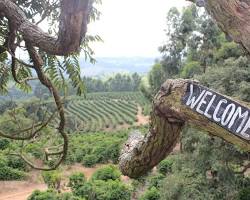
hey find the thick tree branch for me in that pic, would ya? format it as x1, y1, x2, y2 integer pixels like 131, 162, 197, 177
119, 79, 250, 178
189, 0, 250, 54
0, 0, 92, 55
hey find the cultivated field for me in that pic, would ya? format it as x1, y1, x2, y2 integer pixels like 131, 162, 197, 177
62, 92, 150, 132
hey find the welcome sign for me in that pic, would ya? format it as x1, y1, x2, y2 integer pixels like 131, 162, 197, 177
182, 83, 250, 141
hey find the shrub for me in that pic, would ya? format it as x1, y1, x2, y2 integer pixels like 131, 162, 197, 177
25, 143, 44, 159
180, 61, 202, 78
157, 159, 173, 175
91, 180, 131, 200
69, 172, 86, 191
0, 166, 26, 180
148, 174, 165, 189
0, 155, 26, 180
28, 190, 58, 200
60, 192, 84, 200
0, 155, 8, 167
7, 156, 27, 171
82, 155, 98, 167
238, 187, 250, 200
91, 165, 121, 181
42, 170, 62, 190
73, 182, 93, 199
139, 187, 160, 200
0, 138, 9, 150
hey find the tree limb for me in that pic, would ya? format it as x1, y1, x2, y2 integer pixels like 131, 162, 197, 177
0, 109, 56, 140
24, 41, 68, 170
189, 0, 250, 54
0, 0, 92, 55
119, 79, 250, 178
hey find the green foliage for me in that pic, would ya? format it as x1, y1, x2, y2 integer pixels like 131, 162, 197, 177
148, 63, 166, 95
180, 61, 202, 78
139, 187, 160, 200
157, 159, 173, 175
43, 55, 85, 96
25, 142, 44, 159
196, 56, 250, 101
215, 42, 243, 62
0, 166, 26, 180
84, 73, 142, 93
28, 190, 59, 200
148, 174, 165, 189
7, 156, 27, 171
0, 138, 9, 150
69, 172, 86, 191
157, 127, 249, 200
61, 193, 84, 200
238, 187, 250, 200
159, 168, 208, 200
66, 131, 127, 166
69, 167, 131, 200
73, 182, 93, 199
90, 180, 131, 200
0, 64, 11, 94
28, 190, 84, 200
140, 76, 152, 101
0, 153, 27, 181
0, 101, 17, 114
42, 170, 62, 190
82, 155, 98, 167
91, 165, 121, 181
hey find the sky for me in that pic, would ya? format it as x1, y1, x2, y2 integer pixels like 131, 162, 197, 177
87, 0, 190, 58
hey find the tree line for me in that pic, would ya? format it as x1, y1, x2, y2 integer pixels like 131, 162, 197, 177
83, 73, 141, 93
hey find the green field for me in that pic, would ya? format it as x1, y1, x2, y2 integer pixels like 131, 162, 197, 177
62, 92, 150, 132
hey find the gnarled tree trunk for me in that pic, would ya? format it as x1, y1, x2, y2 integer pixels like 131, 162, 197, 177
119, 79, 250, 178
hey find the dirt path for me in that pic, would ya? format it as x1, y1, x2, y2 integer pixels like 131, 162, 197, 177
63, 163, 105, 180
136, 106, 149, 126
0, 164, 107, 200
0, 182, 46, 200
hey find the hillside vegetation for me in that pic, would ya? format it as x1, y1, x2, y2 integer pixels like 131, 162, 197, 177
0, 1, 250, 200
63, 92, 150, 133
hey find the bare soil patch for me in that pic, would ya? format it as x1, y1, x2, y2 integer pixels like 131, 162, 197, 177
136, 106, 149, 126
0, 164, 128, 200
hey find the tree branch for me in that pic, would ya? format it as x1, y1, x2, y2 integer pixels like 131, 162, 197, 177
188, 0, 250, 54
0, 0, 92, 55
119, 79, 250, 178
24, 41, 68, 170
0, 110, 56, 140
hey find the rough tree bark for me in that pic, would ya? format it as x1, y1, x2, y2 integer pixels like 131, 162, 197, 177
119, 79, 250, 178
190, 0, 250, 53
0, 0, 93, 169
0, 0, 91, 55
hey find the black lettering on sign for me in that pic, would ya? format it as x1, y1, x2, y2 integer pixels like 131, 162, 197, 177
182, 83, 250, 141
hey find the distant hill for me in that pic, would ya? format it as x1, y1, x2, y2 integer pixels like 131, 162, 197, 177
80, 57, 156, 77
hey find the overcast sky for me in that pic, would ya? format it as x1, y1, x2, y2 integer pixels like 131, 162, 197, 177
87, 0, 190, 58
